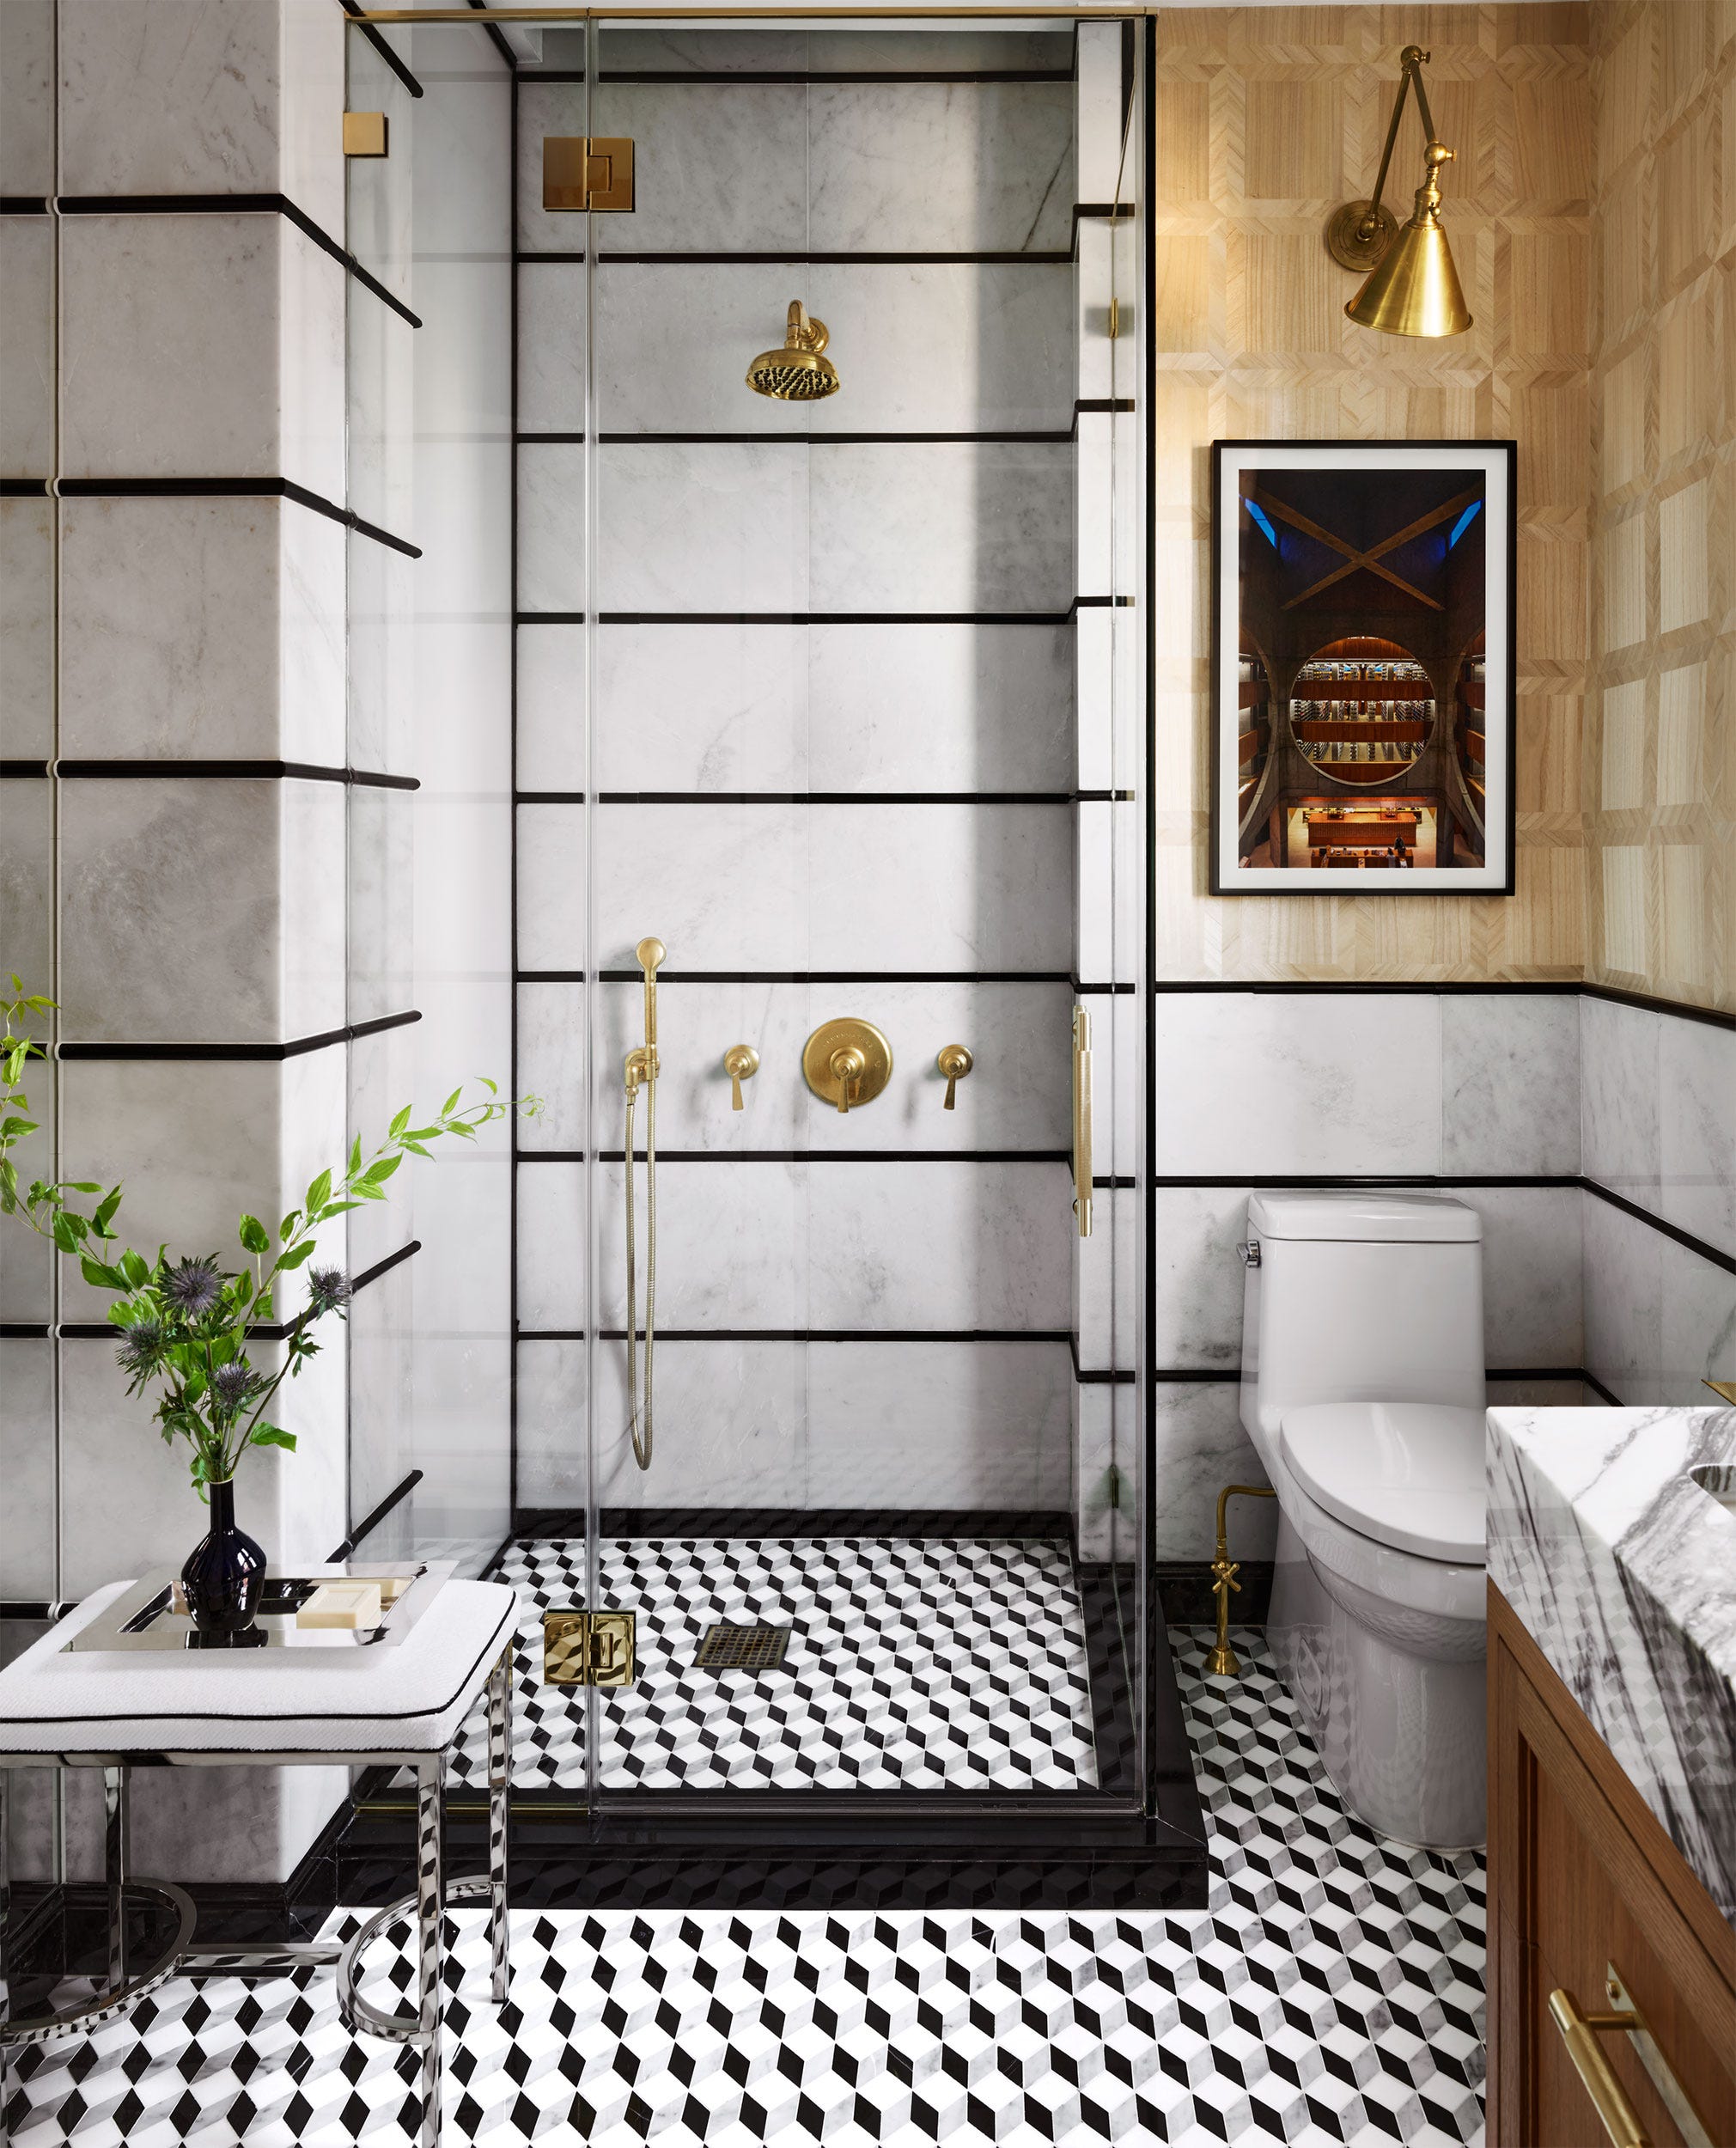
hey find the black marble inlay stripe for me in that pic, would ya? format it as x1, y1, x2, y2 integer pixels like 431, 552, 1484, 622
537, 69, 1074, 84
50, 1239, 419, 1342
1074, 979, 1136, 995
56, 478, 419, 558
0, 479, 49, 496
1150, 1364, 1605, 1385
594, 790, 1076, 805
1070, 1335, 1135, 1386
54, 760, 417, 789
55, 194, 421, 329
576, 1149, 1070, 1165
338, 0, 424, 99
521, 250, 1075, 267
1153, 979, 1586, 995
1582, 1177, 1736, 1277
1582, 981, 1736, 1033
57, 1008, 420, 1063
1, 197, 47, 216
535, 1328, 1072, 1346
514, 1504, 1075, 1541
1076, 399, 1136, 415
572, 968, 1077, 986
1584, 1369, 1624, 1407
524, 611, 1075, 627
585, 430, 1074, 446
0, 761, 48, 778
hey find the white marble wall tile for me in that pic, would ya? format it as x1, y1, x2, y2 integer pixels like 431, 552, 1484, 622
0, 1071, 53, 1321
1473, 1185, 1584, 1368
587, 1157, 1069, 1333
0, 1, 53, 195
592, 802, 1071, 973
56, 1051, 349, 1323
341, 32, 417, 306
807, 442, 1073, 615
597, 443, 808, 615
1153, 992, 1443, 1176
397, 24, 511, 262
62, 216, 345, 502
347, 542, 417, 778
0, 1339, 53, 1597
594, 1339, 807, 1510
0, 217, 52, 477
344, 1260, 415, 1556
1150, 1186, 1250, 1371
1075, 605, 1113, 793
516, 624, 586, 794
1581, 1190, 1664, 1408
1581, 994, 1662, 1205
511, 1336, 588, 1509
58, 778, 351, 1044
1659, 1016, 1736, 1262
59, 497, 345, 764
589, 261, 1073, 435
1075, 410, 1112, 601
0, 497, 53, 760
515, 982, 585, 1153
1149, 1379, 1276, 1564
582, 621, 1073, 794
516, 442, 588, 616
1074, 1186, 1136, 1370
1073, 1382, 1112, 1562
0, 778, 52, 993
515, 1158, 586, 1333
518, 262, 586, 435
346, 1017, 421, 1278
1074, 21, 1124, 204
1658, 1226, 1736, 1409
348, 784, 415, 1028
806, 1339, 1070, 1509
581, 977, 1071, 1153
516, 802, 586, 973
1440, 992, 1581, 1175
519, 80, 807, 255
805, 82, 1073, 253
58, 0, 345, 235
347, 290, 417, 546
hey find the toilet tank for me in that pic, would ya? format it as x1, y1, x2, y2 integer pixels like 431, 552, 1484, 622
1239, 1191, 1485, 1474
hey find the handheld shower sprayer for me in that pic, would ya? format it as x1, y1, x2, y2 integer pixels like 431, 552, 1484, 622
624, 935, 665, 1472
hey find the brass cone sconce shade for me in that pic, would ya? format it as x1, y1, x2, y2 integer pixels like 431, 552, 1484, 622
746, 299, 840, 401
1329, 46, 1471, 339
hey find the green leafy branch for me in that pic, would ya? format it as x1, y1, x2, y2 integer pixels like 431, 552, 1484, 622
0, 976, 122, 1260
83, 1080, 539, 1492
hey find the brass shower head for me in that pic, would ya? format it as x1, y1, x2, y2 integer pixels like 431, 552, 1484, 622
746, 300, 840, 402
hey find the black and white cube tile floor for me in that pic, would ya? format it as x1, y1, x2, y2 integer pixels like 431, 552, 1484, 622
438, 1537, 1101, 1794
5, 1629, 1486, 2145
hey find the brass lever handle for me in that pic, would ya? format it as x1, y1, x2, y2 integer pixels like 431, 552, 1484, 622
722, 1045, 758, 1111
1548, 1989, 1651, 2147
830, 1045, 866, 1114
936, 1045, 973, 1110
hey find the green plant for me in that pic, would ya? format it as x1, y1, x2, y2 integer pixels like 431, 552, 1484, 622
82, 1081, 539, 1492
0, 977, 121, 1257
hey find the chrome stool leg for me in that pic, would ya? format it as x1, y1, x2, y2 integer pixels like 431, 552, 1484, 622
486, 1647, 511, 2005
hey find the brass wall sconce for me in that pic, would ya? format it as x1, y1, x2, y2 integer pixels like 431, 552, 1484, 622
1327, 45, 1471, 338
722, 1045, 758, 1111
936, 1045, 973, 1110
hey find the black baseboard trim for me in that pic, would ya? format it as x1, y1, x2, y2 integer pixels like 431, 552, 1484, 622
510, 1505, 1075, 1542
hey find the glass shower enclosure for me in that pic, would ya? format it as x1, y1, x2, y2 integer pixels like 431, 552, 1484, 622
344, 7, 1192, 1901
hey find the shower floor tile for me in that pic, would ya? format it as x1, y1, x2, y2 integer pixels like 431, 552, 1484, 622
442, 1535, 1100, 1794
7, 1629, 1486, 2145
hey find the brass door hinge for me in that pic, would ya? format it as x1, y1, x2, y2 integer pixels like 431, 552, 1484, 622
542, 1608, 636, 1687
543, 136, 635, 213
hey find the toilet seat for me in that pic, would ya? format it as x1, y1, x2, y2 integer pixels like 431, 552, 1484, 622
1278, 1401, 1485, 1564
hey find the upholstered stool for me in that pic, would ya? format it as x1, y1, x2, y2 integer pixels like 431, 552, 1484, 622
0, 1574, 517, 2146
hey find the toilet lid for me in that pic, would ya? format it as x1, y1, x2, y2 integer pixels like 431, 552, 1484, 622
1278, 1401, 1486, 1563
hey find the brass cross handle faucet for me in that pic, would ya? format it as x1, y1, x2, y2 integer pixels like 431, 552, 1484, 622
722, 1045, 758, 1111
830, 1044, 867, 1114
936, 1045, 973, 1110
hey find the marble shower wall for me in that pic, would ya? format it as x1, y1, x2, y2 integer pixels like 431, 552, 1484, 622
512, 25, 1097, 1516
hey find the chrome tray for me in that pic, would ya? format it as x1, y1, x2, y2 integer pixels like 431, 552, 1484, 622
61, 1561, 454, 1654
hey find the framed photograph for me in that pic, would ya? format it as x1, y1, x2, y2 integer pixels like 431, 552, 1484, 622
1209, 440, 1516, 895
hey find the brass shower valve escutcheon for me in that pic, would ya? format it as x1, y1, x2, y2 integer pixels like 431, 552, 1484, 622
936, 1045, 973, 1110
802, 1017, 893, 1115
722, 1045, 759, 1111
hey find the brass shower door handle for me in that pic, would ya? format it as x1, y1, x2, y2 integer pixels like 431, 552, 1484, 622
1072, 1006, 1093, 1237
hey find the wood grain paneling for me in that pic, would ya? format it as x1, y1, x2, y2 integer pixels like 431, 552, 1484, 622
1585, 0, 1735, 1015
1153, 3, 1593, 980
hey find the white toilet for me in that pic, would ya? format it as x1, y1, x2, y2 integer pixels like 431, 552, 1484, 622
1239, 1189, 1489, 1851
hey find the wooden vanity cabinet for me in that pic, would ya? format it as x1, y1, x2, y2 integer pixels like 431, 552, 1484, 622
1488, 1584, 1736, 2146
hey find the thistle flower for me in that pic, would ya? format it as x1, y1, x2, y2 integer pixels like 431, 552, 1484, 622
114, 1318, 165, 1380
308, 1266, 353, 1315
208, 1361, 260, 1415
161, 1255, 222, 1320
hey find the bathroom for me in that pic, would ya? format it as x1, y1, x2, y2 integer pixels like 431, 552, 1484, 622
0, 0, 1731, 2140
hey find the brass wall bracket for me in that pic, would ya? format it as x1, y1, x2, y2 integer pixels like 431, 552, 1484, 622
803, 1017, 892, 1114
1207, 1483, 1276, 1678
542, 1608, 636, 1687
343, 112, 389, 158
543, 135, 635, 213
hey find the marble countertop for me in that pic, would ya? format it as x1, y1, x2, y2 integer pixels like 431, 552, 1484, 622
1487, 1404, 1736, 1922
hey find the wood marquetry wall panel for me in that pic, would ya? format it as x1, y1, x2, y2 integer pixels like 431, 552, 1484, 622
1152, 3, 1593, 979
1586, 0, 1735, 1015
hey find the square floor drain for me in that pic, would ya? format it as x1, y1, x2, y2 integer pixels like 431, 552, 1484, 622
694, 1622, 791, 1671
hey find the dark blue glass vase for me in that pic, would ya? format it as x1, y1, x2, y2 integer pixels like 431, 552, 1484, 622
180, 1478, 267, 1639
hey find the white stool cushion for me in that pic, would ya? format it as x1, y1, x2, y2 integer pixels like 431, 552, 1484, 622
0, 1578, 517, 1759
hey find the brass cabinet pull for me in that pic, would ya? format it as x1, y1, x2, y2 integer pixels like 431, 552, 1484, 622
1072, 1006, 1093, 1237
1549, 1987, 1651, 2146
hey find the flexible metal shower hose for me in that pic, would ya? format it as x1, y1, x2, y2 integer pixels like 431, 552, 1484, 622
624, 1073, 656, 1472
